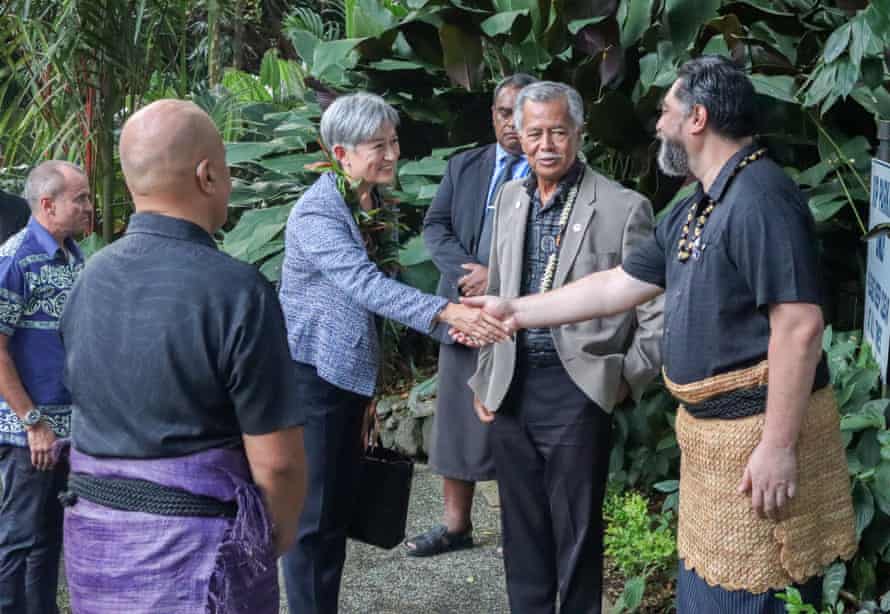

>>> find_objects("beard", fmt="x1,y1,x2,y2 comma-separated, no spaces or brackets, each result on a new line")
657,136,689,177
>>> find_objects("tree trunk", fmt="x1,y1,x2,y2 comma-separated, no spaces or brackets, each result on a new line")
207,0,221,87
233,0,245,70
100,84,116,244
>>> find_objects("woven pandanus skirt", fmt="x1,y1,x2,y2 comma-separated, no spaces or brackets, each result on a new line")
666,362,857,593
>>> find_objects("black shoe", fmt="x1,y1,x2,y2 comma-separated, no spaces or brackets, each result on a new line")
404,524,474,557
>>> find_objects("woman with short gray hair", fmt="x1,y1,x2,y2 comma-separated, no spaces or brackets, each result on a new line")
319,92,400,152
278,92,508,614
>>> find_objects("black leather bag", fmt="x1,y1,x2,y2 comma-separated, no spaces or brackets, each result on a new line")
347,442,414,549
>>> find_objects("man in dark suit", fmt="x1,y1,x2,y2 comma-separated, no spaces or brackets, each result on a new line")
0,190,31,244
407,73,537,557
0,146,33,244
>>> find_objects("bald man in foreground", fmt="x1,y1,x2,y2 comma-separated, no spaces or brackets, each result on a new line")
58,100,308,613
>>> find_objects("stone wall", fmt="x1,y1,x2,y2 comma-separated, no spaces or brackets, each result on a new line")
375,375,437,458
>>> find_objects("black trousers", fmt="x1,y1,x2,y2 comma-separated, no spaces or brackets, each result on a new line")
282,362,369,614
492,361,612,614
0,445,66,614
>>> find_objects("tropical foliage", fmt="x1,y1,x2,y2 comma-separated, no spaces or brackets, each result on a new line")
218,0,890,334
1,0,195,241
825,327,890,608
3,0,890,608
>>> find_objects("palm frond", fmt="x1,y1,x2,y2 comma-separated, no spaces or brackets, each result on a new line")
282,2,344,42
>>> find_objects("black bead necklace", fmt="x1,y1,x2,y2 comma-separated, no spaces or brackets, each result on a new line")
677,147,768,262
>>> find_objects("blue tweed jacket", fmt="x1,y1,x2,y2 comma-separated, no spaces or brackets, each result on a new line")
279,173,448,397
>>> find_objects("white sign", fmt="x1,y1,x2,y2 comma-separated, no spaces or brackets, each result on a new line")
865,158,890,381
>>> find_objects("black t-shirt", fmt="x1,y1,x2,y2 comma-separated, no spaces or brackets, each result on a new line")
0,191,30,244
623,143,824,385
61,212,305,458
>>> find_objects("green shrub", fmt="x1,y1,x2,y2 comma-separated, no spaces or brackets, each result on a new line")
824,328,890,599
777,586,842,614
777,583,890,614
604,490,676,579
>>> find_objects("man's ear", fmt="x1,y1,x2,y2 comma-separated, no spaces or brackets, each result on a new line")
196,159,214,195
689,103,708,135
39,196,54,216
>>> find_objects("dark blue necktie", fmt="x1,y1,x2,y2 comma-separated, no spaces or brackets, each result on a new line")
476,154,520,265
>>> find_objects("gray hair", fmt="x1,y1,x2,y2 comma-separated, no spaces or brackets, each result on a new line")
23,161,85,210
319,93,400,151
493,73,537,104
514,81,584,132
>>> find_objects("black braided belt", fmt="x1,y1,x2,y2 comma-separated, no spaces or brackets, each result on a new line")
685,386,767,419
60,473,237,518
685,361,831,419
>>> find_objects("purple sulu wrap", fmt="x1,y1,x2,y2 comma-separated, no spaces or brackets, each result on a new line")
63,445,278,614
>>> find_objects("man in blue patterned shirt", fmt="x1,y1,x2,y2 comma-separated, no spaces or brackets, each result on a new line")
0,160,89,614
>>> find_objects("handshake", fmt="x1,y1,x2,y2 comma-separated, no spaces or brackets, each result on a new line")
435,296,518,348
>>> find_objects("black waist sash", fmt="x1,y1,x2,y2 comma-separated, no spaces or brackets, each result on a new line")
62,473,237,518
685,359,831,419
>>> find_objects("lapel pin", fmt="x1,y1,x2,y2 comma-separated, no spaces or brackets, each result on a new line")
572,223,582,232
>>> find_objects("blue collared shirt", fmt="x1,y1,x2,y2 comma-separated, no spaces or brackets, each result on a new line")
485,143,530,205
0,217,83,446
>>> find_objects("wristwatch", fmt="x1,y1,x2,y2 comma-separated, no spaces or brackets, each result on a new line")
21,408,43,428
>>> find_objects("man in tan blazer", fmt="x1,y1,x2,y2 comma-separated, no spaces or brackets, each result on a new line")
465,81,663,614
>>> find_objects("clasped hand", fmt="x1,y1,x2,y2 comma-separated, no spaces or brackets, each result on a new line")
447,295,517,348
457,264,488,298
437,301,510,346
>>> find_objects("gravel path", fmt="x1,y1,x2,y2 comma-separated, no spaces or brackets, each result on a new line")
282,463,510,613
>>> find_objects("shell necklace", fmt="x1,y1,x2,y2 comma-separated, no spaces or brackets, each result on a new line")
677,147,767,262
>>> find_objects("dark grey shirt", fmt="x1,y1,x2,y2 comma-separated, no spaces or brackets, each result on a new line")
623,143,825,387
518,161,583,360
0,191,30,245
61,213,304,458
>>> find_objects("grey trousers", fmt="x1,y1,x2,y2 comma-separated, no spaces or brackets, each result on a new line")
0,445,66,614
